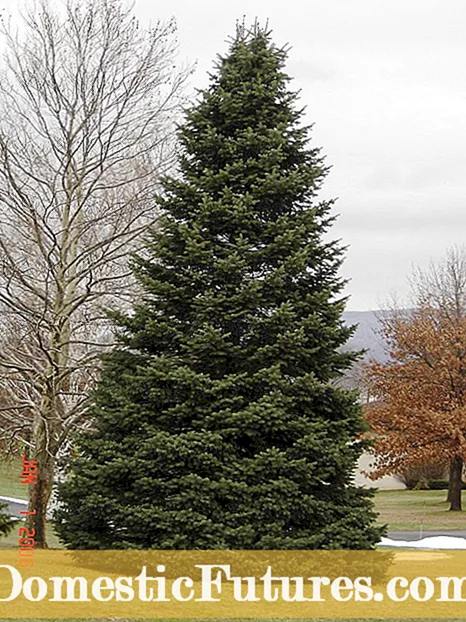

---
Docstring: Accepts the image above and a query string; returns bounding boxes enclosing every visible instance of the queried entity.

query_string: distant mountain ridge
[342,310,388,363]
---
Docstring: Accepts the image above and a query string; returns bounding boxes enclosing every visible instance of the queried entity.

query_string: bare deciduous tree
[410,245,466,319]
[0,0,188,546]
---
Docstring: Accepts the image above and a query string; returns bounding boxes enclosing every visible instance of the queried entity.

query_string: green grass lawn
[0,455,27,500]
[0,520,62,549]
[374,489,466,530]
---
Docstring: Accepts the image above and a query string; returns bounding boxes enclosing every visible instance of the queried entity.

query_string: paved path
[388,530,466,540]
[0,495,27,519]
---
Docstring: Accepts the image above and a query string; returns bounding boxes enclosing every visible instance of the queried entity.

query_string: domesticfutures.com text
[1,563,466,604]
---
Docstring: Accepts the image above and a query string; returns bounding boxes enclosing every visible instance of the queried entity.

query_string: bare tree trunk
[446,462,454,503]
[28,453,55,548]
[449,456,463,511]
[27,412,58,548]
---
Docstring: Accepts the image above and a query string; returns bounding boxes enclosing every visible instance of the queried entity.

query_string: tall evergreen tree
[54,25,383,550]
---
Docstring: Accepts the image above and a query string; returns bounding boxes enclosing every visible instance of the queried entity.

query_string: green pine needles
[54,25,384,550]
[0,503,14,539]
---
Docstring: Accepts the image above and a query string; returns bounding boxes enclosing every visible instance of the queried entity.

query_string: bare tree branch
[0,0,189,546]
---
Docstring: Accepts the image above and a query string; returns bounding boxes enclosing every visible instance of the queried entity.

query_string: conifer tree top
[174,24,327,217]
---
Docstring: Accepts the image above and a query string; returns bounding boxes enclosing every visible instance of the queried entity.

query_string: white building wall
[353,452,406,490]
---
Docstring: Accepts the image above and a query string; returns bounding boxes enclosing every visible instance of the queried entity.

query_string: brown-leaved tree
[365,247,466,512]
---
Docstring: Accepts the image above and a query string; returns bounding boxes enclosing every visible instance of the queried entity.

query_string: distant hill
[336,311,389,390]
[342,310,388,363]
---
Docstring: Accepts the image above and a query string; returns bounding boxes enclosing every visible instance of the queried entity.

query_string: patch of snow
[381,536,466,549]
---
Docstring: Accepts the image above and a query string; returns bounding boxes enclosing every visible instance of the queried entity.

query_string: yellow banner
[0,550,466,618]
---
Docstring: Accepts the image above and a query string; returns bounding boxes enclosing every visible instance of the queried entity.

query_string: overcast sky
[132,0,466,311]
[1,0,462,310]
